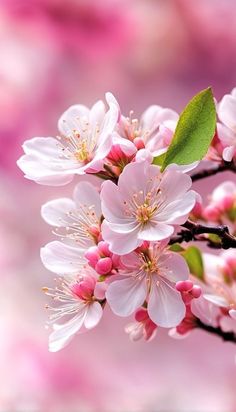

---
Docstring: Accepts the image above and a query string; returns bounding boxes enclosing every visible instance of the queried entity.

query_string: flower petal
[158,252,189,282]
[41,198,76,226]
[40,241,86,275]
[148,279,186,327]
[106,276,147,317]
[49,309,87,352]
[84,302,103,329]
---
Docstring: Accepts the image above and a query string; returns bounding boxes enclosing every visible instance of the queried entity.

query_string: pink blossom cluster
[17,91,236,351]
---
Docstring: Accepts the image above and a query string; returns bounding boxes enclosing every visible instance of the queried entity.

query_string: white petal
[203,294,229,307]
[58,104,89,137]
[41,198,76,226]
[73,181,101,216]
[229,309,236,320]
[40,241,85,275]
[138,222,174,241]
[84,302,103,329]
[158,252,189,282]
[106,277,147,317]
[223,146,235,162]
[148,280,186,327]
[49,309,87,352]
[101,180,127,222]
[101,221,141,255]
[218,94,236,130]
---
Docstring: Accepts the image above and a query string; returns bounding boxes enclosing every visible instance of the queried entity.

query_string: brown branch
[169,220,236,249]
[196,318,236,343]
[191,160,236,182]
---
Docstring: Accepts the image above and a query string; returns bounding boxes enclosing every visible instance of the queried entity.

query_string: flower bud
[95,257,113,275]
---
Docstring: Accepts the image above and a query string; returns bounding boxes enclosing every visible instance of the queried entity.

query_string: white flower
[101,161,196,254]
[217,88,236,161]
[17,93,119,185]
[44,268,103,352]
[106,241,189,327]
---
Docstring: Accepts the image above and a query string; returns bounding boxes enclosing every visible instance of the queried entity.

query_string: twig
[196,318,236,343]
[191,160,236,182]
[169,220,236,249]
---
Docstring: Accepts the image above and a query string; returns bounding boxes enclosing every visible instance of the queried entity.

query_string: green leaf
[182,246,204,281]
[153,87,216,170]
[169,243,185,252]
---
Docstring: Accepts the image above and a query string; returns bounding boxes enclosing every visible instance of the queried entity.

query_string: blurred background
[1,0,236,411]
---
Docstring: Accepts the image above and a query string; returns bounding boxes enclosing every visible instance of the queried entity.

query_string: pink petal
[101,221,141,255]
[106,276,147,317]
[148,280,186,327]
[203,294,229,307]
[158,252,189,282]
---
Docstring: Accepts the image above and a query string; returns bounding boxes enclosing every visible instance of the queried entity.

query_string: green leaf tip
[153,87,216,171]
[182,246,204,281]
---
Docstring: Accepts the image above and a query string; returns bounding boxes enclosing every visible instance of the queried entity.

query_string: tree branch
[196,318,236,343]
[169,220,236,249]
[191,160,236,182]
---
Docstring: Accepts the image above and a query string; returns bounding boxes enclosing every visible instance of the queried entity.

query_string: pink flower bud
[135,308,149,322]
[95,257,113,275]
[71,279,94,300]
[191,285,202,299]
[133,137,145,150]
[111,253,120,268]
[176,280,193,292]
[85,246,100,267]
[191,201,203,218]
[203,205,220,221]
[98,241,112,257]
[88,225,100,242]
[217,195,234,211]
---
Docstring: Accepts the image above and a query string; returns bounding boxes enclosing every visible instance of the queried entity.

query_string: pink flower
[202,181,236,234]
[40,186,102,276]
[106,241,189,327]
[17,93,119,185]
[112,94,179,157]
[201,251,236,320]
[217,88,236,162]
[101,161,196,254]
[125,308,157,342]
[44,268,103,352]
[41,181,102,248]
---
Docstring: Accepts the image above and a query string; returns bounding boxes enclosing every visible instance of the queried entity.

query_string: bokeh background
[1,0,236,411]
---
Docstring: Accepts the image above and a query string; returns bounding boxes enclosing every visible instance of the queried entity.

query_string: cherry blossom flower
[101,161,196,254]
[43,268,103,352]
[111,94,179,157]
[203,181,236,234]
[17,93,119,185]
[217,88,236,162]
[41,181,102,248]
[201,251,236,321]
[106,241,189,327]
[125,308,157,342]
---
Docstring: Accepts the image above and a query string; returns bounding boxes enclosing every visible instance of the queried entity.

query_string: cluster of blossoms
[17,89,236,351]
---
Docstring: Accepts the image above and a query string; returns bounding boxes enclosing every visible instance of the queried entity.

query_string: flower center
[74,140,90,163]
[136,203,155,224]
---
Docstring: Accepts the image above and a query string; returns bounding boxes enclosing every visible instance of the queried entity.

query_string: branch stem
[196,319,236,343]
[169,220,236,249]
[191,160,236,182]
